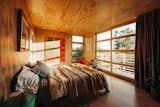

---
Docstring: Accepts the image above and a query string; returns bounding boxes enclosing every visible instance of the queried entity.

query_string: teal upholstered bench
[1,91,35,107]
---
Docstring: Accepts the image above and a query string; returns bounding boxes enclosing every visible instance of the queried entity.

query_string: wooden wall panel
[0,0,32,101]
[64,35,72,65]
[84,34,96,63]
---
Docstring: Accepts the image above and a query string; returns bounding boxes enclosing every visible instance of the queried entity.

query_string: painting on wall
[16,9,30,51]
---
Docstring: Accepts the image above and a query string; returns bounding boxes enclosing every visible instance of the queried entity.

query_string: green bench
[1,91,35,107]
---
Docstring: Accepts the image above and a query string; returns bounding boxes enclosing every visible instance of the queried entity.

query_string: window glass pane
[32,42,44,51]
[46,40,60,49]
[112,36,135,50]
[96,52,111,61]
[72,44,83,50]
[97,31,111,41]
[72,58,78,63]
[112,52,135,66]
[72,36,83,42]
[112,23,136,37]
[72,51,83,63]
[97,41,110,50]
[97,61,111,71]
[112,64,134,79]
[46,48,60,59]
[72,36,83,62]
[32,51,45,62]
[72,51,83,58]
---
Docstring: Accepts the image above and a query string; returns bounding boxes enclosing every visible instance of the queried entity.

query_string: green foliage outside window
[113,27,135,50]
[72,46,83,63]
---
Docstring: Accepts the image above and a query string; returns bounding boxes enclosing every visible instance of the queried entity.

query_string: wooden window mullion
[111,30,112,72]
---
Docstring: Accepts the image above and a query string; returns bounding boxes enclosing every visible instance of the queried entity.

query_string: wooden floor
[39,74,160,107]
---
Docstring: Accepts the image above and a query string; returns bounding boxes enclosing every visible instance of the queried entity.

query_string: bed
[36,63,109,104]
[11,63,109,105]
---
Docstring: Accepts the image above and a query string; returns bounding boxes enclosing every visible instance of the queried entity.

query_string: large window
[72,36,83,63]
[30,37,65,66]
[45,39,61,66]
[96,22,136,79]
[96,31,111,71]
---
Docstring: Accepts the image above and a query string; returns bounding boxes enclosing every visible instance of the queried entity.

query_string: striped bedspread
[48,64,109,101]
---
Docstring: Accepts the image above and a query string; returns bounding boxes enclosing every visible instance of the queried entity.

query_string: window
[97,31,111,40]
[72,44,83,50]
[96,22,136,79]
[72,36,83,63]
[45,39,61,66]
[31,42,45,62]
[96,51,110,61]
[97,61,111,71]
[97,41,111,50]
[30,37,65,66]
[112,36,135,50]
[112,23,136,37]
[96,31,111,63]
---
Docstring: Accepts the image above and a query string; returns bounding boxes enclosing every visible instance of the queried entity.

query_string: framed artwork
[16,9,30,51]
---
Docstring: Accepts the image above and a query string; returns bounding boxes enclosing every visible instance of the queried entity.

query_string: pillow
[32,61,51,78]
[16,66,39,94]
[79,58,88,65]
[25,62,37,68]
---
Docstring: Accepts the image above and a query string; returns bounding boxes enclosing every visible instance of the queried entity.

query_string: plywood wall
[33,28,72,65]
[65,35,72,64]
[0,0,32,101]
[84,34,96,63]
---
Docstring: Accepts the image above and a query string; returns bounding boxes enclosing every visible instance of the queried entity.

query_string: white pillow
[16,66,39,94]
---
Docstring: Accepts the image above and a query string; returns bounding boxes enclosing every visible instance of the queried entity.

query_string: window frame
[72,35,84,62]
[31,37,64,64]
[96,30,111,62]
[95,22,136,79]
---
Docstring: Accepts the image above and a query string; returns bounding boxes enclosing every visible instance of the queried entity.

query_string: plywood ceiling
[25,0,160,35]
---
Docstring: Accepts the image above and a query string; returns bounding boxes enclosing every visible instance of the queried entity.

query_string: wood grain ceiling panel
[25,0,160,35]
